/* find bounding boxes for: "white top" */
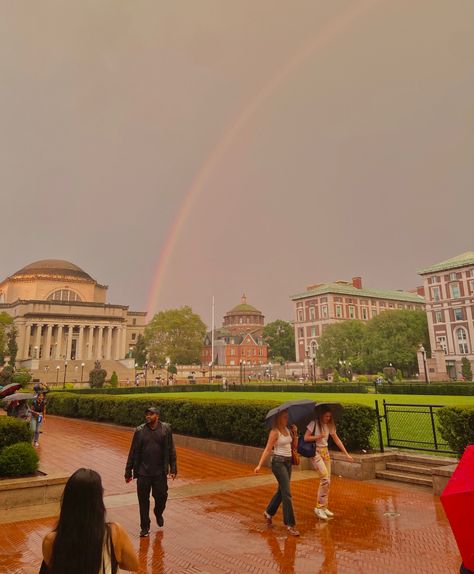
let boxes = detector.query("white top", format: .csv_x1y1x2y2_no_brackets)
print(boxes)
273,428,292,457
306,420,336,448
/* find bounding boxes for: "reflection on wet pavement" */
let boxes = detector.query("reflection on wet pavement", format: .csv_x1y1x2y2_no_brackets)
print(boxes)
0,415,460,573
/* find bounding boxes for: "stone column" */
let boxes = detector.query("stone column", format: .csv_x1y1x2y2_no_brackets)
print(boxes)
105,326,113,360
44,324,53,360
87,326,95,360
120,326,128,359
55,324,64,359
113,327,121,359
66,325,74,360
34,324,43,359
77,325,84,360
96,327,104,360
23,323,32,359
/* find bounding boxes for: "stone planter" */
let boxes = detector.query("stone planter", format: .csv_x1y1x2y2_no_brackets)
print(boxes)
0,469,68,510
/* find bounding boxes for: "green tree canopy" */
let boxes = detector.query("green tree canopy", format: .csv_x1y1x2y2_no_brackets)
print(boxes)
132,334,147,367
363,310,429,375
263,320,295,362
316,320,367,372
145,306,207,365
0,313,13,365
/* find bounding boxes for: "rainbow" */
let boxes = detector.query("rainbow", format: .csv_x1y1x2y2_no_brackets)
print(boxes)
147,0,381,317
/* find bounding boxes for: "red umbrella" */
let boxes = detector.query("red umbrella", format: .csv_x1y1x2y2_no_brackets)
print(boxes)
0,383,22,399
441,445,474,571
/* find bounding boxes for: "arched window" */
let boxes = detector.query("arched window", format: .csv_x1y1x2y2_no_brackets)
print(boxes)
47,289,82,302
456,328,469,355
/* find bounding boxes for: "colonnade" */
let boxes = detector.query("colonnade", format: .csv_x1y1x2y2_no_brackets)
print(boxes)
19,322,128,361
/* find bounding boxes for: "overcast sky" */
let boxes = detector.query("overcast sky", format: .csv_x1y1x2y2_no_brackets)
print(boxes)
1,1,473,325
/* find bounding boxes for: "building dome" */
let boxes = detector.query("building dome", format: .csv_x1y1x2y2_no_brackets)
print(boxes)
11,259,94,282
227,294,262,316
223,294,265,333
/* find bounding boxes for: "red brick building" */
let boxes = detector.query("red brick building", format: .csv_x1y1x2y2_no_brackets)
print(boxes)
201,295,268,366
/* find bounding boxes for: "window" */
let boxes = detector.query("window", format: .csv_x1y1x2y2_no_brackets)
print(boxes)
230,348,235,356
131,333,136,340
388,304,394,309
47,289,81,302
311,326,317,337
132,318,137,326
470,280,474,294
434,311,443,323
380,302,386,307
371,300,377,306
451,283,461,299
372,309,378,318
321,305,328,319
298,328,304,338
454,308,463,321
456,328,469,354
309,307,316,321
297,309,304,322
348,306,355,319
335,304,342,318
431,286,440,301
436,336,447,354
362,307,368,320
450,272,458,281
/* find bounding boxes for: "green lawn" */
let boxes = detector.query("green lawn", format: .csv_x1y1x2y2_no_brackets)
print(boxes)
102,391,474,407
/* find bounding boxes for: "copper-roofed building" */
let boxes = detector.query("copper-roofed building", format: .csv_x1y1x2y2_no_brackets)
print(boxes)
201,295,268,366
291,277,425,363
418,251,474,380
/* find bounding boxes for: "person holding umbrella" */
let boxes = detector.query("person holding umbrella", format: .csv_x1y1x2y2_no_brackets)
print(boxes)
304,404,353,520
254,407,300,537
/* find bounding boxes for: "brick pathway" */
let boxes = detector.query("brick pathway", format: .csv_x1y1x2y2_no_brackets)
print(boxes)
0,416,460,573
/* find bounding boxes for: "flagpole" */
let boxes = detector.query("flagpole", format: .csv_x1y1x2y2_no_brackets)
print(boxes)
211,296,215,366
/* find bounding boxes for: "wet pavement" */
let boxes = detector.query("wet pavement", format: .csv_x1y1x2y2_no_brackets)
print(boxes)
0,415,460,573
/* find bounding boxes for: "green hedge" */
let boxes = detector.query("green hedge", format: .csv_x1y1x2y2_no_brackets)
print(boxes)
0,442,39,476
63,382,369,395
377,383,474,396
437,406,474,455
46,393,376,451
0,417,32,449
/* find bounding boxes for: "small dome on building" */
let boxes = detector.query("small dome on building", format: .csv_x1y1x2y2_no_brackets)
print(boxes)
223,294,265,333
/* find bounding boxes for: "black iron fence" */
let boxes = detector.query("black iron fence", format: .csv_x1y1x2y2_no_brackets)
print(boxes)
375,400,456,455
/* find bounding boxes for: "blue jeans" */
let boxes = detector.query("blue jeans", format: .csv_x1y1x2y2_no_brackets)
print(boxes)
266,458,296,527
30,416,42,443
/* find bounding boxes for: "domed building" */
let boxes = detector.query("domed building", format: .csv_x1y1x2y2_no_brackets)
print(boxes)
201,295,268,367
0,259,146,382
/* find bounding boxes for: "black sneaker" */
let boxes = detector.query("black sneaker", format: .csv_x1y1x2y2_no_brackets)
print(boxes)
156,514,164,528
139,529,150,538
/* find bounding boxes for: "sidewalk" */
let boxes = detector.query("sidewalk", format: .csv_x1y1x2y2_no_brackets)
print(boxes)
0,415,460,573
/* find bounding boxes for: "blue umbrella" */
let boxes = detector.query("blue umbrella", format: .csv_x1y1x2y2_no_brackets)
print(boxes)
265,399,316,429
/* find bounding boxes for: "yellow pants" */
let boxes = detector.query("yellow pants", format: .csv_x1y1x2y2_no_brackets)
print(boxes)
311,447,331,508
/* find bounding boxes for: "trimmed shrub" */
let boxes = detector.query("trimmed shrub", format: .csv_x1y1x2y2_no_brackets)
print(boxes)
0,442,39,476
89,361,107,389
11,368,32,386
461,357,473,382
45,393,377,451
0,417,32,449
377,383,474,396
110,371,119,387
437,406,474,456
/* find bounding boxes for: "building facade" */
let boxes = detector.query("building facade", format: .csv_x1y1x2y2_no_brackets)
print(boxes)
291,277,425,363
418,252,474,379
0,259,146,382
201,295,268,367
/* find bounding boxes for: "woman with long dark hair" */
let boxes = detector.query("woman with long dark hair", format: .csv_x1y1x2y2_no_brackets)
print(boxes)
254,409,300,536
42,468,139,574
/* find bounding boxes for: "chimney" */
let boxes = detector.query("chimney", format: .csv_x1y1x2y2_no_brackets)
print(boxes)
416,286,425,297
352,277,362,289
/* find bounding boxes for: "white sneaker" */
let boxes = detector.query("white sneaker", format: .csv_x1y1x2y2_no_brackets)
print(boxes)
34,442,39,448
314,507,328,520
324,508,334,517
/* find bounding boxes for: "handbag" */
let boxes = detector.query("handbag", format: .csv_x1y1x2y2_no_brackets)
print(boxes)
291,448,300,466
297,420,317,458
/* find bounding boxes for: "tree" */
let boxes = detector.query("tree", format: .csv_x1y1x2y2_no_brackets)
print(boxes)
263,320,296,362
461,357,473,382
6,327,18,366
132,334,147,367
316,320,367,373
110,371,119,387
145,306,207,365
0,313,13,365
89,361,107,389
363,310,429,376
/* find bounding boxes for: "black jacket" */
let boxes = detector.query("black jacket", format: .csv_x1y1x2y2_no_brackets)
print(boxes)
125,422,177,479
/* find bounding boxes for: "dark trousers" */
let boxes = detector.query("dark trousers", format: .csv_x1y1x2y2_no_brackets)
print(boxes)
266,458,296,527
137,473,168,530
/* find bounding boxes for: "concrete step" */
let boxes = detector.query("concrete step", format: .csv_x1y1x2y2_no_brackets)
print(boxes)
386,462,436,476
392,452,457,467
375,470,433,487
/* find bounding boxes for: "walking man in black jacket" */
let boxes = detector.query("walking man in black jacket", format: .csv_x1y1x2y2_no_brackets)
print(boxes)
125,407,177,537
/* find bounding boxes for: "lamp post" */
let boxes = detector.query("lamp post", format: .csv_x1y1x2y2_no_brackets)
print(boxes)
81,362,85,382
134,363,138,385
144,360,149,386
269,362,272,381
208,361,212,384
165,357,171,385
63,360,68,389
56,365,60,383
419,345,430,384
239,360,243,385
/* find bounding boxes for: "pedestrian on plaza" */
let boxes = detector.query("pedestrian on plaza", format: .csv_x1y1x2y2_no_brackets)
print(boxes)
30,392,46,447
304,407,353,520
124,407,177,537
15,398,30,421
41,468,139,574
254,409,300,536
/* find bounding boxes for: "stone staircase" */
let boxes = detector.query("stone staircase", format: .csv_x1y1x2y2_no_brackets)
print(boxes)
375,452,457,488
